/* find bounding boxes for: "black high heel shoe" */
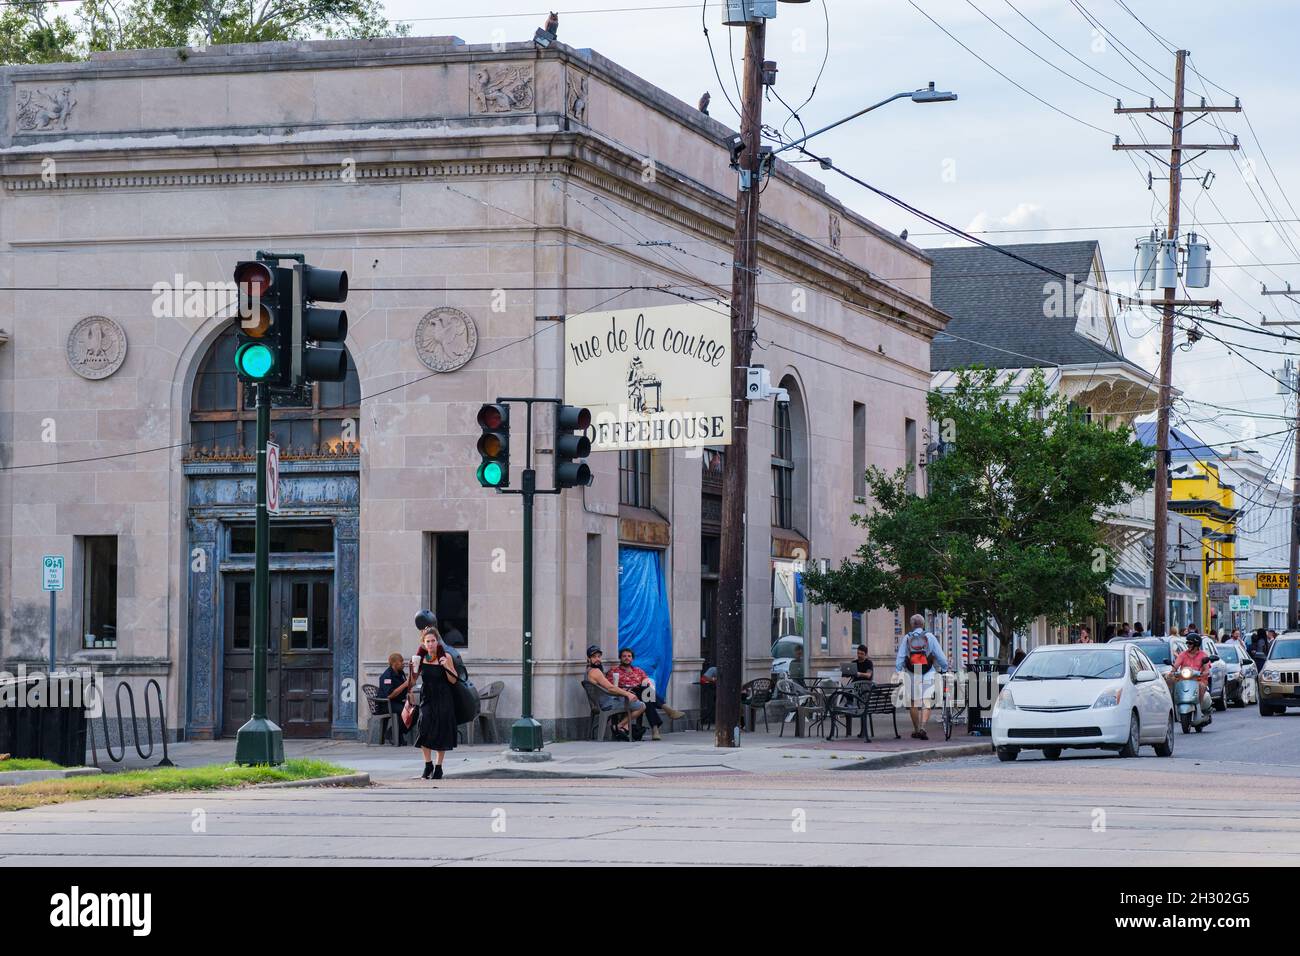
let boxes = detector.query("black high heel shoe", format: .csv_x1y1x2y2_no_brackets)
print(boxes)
422,761,434,779
432,764,444,780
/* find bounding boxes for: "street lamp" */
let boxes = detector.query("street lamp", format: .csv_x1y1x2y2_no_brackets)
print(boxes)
772,81,958,159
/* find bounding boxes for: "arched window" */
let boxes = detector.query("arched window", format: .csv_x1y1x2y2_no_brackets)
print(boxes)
187,329,361,459
770,375,809,533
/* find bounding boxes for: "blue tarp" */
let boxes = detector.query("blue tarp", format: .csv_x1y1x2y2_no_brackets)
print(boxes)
617,546,673,697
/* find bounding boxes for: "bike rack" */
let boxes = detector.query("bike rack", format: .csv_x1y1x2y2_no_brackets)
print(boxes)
87,679,175,768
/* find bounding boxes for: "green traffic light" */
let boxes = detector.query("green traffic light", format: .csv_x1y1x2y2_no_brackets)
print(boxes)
235,342,275,380
477,461,505,487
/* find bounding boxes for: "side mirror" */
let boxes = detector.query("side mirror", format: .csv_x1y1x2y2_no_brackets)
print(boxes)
1136,669,1158,683
1206,655,1220,663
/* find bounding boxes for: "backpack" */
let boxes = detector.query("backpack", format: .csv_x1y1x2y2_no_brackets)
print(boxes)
905,630,934,673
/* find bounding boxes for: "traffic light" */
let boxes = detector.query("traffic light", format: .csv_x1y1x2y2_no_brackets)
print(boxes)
476,403,510,488
554,405,593,488
233,260,286,384
291,263,349,386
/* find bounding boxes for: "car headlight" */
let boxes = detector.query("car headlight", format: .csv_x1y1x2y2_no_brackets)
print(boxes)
1093,686,1123,708
1179,667,1195,679
1261,670,1280,682
995,686,1016,711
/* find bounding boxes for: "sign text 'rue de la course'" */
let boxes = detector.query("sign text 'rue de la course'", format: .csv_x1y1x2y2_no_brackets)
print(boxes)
563,303,732,452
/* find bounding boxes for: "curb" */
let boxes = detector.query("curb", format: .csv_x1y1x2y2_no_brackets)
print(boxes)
0,767,102,787
256,772,371,789
833,741,992,771
433,767,640,781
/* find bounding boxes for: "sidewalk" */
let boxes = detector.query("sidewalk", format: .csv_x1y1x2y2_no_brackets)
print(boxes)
89,721,991,780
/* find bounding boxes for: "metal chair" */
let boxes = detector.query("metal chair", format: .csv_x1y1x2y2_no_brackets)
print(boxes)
741,678,773,733
469,680,505,745
582,679,635,741
363,684,401,746
773,677,813,737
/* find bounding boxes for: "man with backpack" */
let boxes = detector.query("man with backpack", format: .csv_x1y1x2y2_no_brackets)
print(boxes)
894,614,949,740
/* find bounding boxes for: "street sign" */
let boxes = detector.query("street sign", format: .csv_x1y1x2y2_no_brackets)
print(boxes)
42,555,65,591
1229,595,1252,612
1256,572,1292,589
1208,581,1238,600
266,440,281,515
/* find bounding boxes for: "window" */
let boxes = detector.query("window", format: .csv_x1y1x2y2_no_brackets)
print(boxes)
428,532,469,647
229,524,334,554
188,329,360,459
619,450,652,508
853,402,866,499
82,536,117,649
586,534,602,648
905,418,918,495
772,401,794,529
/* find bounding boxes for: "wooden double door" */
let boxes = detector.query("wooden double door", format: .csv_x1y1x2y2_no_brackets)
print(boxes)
222,572,334,738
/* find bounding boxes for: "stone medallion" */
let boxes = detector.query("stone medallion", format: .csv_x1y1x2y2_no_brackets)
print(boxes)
66,315,127,380
414,307,478,372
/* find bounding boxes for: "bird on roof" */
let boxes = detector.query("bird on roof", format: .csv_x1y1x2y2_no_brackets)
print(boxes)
899,229,909,241
698,91,711,114
543,11,559,36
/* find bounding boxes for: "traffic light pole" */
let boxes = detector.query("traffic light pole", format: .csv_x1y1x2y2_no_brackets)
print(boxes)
517,467,540,752
235,381,284,765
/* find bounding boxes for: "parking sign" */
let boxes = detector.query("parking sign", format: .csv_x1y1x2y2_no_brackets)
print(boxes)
42,555,65,591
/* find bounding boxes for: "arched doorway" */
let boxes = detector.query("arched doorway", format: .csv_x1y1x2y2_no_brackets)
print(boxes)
184,330,361,739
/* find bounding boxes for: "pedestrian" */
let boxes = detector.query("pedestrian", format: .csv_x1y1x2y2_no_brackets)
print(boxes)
411,626,459,780
1010,648,1027,675
895,614,948,740
1121,622,1131,638
1133,622,1145,638
1081,626,1096,644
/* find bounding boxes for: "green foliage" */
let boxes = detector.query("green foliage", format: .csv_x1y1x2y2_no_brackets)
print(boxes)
1,0,407,64
804,367,1152,661
0,758,353,811
0,757,64,770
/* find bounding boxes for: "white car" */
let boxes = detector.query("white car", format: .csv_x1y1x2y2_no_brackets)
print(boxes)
991,644,1175,761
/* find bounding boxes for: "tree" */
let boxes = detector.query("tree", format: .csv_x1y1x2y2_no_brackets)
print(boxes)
804,367,1152,662
1,0,407,64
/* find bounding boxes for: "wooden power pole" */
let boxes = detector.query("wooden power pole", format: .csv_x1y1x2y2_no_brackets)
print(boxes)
1260,291,1300,629
1113,49,1237,635
716,18,766,747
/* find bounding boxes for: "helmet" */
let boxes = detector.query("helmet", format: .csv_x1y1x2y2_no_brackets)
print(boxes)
1186,634,1202,649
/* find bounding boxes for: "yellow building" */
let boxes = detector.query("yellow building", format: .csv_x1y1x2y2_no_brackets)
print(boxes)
1169,462,1240,634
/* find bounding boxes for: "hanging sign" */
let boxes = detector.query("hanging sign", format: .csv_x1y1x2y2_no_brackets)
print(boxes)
564,303,732,451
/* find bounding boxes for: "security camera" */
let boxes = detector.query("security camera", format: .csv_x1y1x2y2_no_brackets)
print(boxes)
774,388,790,405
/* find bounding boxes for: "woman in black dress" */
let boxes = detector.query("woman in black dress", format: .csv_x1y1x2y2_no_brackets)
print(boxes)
412,627,458,779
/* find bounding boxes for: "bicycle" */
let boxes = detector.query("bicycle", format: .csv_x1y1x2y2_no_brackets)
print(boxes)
940,670,955,741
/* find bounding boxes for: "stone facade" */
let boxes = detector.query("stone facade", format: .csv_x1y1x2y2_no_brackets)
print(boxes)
0,36,947,740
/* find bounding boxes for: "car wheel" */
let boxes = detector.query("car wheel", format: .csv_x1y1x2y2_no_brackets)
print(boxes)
1213,687,1228,712
996,746,1019,762
1153,713,1174,757
1180,712,1192,733
1260,703,1282,716
1118,713,1140,757
1042,746,1062,760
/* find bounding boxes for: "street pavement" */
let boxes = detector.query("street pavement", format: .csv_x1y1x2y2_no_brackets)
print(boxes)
3,706,1296,866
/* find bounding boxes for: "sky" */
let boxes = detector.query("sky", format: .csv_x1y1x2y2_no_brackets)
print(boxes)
378,0,1300,485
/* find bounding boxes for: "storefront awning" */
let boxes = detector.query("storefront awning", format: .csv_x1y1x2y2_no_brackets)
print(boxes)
1108,567,1147,594
1168,571,1198,597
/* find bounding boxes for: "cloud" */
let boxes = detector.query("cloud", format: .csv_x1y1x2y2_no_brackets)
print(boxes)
965,202,1052,234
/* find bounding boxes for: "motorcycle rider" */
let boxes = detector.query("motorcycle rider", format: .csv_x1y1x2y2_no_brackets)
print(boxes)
1170,633,1212,717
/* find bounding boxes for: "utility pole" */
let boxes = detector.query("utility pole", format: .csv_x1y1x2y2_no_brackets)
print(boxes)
1260,288,1300,628
1113,49,1237,636
716,14,767,748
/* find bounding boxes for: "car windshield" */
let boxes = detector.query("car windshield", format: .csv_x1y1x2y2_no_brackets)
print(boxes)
1270,638,1300,659
1133,640,1173,665
1013,649,1126,680
771,638,801,658
1217,645,1239,663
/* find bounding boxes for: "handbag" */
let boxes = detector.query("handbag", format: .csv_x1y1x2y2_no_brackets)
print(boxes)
400,696,417,730
451,662,480,725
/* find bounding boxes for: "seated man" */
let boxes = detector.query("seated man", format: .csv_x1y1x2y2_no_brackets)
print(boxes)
850,644,874,683
585,645,645,740
377,652,411,744
608,647,684,741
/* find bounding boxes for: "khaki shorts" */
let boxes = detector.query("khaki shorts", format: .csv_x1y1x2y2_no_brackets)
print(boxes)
902,670,937,706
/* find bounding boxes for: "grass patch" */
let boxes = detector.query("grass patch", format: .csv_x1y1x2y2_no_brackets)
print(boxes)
0,758,63,771
0,758,354,812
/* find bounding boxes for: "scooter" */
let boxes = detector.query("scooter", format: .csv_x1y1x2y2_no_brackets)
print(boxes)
1172,667,1212,734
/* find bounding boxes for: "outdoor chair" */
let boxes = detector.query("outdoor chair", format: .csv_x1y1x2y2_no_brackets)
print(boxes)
468,680,505,745
363,684,401,746
773,677,823,737
741,678,773,733
582,679,635,742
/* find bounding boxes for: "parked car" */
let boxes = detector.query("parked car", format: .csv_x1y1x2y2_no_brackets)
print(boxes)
1110,635,1179,676
1213,640,1257,706
770,635,804,680
1259,632,1300,716
991,644,1175,761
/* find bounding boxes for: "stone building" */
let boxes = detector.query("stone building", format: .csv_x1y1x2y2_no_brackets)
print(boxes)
0,35,947,740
